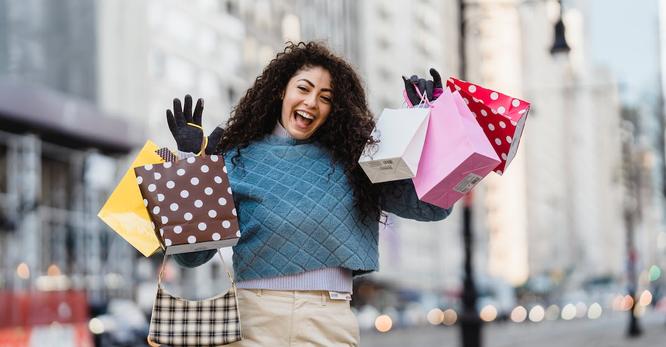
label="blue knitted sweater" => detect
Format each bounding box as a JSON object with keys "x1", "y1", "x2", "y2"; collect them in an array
[{"x1": 174, "y1": 135, "x2": 452, "y2": 281}]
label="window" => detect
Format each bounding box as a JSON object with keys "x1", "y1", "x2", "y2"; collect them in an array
[{"x1": 40, "y1": 155, "x2": 71, "y2": 209}]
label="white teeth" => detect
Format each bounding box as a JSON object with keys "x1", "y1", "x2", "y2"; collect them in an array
[{"x1": 296, "y1": 110, "x2": 314, "y2": 120}]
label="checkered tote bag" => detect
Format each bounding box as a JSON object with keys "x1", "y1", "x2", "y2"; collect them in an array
[{"x1": 147, "y1": 251, "x2": 242, "y2": 346}]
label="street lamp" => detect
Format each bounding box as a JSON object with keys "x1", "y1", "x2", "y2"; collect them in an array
[
  {"x1": 456, "y1": 0, "x2": 572, "y2": 346},
  {"x1": 550, "y1": 0, "x2": 570, "y2": 56}
]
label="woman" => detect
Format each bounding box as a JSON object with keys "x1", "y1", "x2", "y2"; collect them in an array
[{"x1": 166, "y1": 41, "x2": 450, "y2": 346}]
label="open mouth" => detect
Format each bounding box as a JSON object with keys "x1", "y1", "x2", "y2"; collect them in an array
[{"x1": 294, "y1": 110, "x2": 315, "y2": 128}]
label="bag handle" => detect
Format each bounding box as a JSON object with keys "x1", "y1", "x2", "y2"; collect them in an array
[
  {"x1": 185, "y1": 122, "x2": 209, "y2": 157},
  {"x1": 411, "y1": 83, "x2": 433, "y2": 108},
  {"x1": 157, "y1": 249, "x2": 234, "y2": 287}
]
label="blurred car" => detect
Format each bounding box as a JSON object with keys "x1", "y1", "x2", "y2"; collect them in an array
[{"x1": 90, "y1": 299, "x2": 149, "y2": 347}]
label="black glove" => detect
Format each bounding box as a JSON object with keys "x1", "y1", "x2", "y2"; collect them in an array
[
  {"x1": 402, "y1": 68, "x2": 442, "y2": 106},
  {"x1": 166, "y1": 95, "x2": 223, "y2": 155}
]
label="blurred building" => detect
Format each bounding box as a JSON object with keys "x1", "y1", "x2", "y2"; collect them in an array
[
  {"x1": 0, "y1": 0, "x2": 142, "y2": 303},
  {"x1": 462, "y1": 0, "x2": 625, "y2": 292}
]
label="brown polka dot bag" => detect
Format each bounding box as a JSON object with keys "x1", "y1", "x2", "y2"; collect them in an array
[
  {"x1": 134, "y1": 150, "x2": 240, "y2": 254},
  {"x1": 147, "y1": 250, "x2": 242, "y2": 346}
]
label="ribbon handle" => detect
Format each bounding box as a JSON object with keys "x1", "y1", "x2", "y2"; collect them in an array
[{"x1": 186, "y1": 122, "x2": 209, "y2": 157}]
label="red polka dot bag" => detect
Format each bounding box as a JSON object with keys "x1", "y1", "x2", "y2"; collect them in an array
[
  {"x1": 446, "y1": 77, "x2": 531, "y2": 175},
  {"x1": 134, "y1": 150, "x2": 240, "y2": 254}
]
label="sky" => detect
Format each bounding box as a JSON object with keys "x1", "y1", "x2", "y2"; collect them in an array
[{"x1": 583, "y1": 0, "x2": 662, "y2": 106}]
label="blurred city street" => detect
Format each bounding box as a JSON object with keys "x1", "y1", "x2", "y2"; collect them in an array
[
  {"x1": 2, "y1": 0, "x2": 666, "y2": 346},
  {"x1": 362, "y1": 312, "x2": 666, "y2": 347}
]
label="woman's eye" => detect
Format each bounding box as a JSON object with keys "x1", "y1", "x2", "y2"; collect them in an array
[
  {"x1": 297, "y1": 86, "x2": 308, "y2": 92},
  {"x1": 321, "y1": 96, "x2": 332, "y2": 103}
]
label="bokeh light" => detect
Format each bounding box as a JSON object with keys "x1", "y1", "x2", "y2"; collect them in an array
[
  {"x1": 612, "y1": 295, "x2": 624, "y2": 311},
  {"x1": 375, "y1": 314, "x2": 393, "y2": 333},
  {"x1": 545, "y1": 304, "x2": 560, "y2": 320},
  {"x1": 480, "y1": 305, "x2": 498, "y2": 322},
  {"x1": 510, "y1": 306, "x2": 527, "y2": 323},
  {"x1": 427, "y1": 308, "x2": 444, "y2": 325},
  {"x1": 16, "y1": 263, "x2": 30, "y2": 279},
  {"x1": 561, "y1": 304, "x2": 576, "y2": 320},
  {"x1": 575, "y1": 302, "x2": 588, "y2": 318},
  {"x1": 528, "y1": 305, "x2": 545, "y2": 322},
  {"x1": 621, "y1": 295, "x2": 634, "y2": 311},
  {"x1": 639, "y1": 290, "x2": 653, "y2": 307},
  {"x1": 88, "y1": 318, "x2": 105, "y2": 335},
  {"x1": 649, "y1": 265, "x2": 661, "y2": 281},
  {"x1": 587, "y1": 303, "x2": 602, "y2": 319},
  {"x1": 47, "y1": 264, "x2": 61, "y2": 276},
  {"x1": 443, "y1": 309, "x2": 458, "y2": 326}
]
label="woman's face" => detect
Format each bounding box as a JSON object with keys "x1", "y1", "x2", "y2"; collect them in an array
[{"x1": 280, "y1": 66, "x2": 333, "y2": 140}]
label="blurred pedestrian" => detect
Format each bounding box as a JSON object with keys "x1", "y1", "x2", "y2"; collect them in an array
[{"x1": 166, "y1": 41, "x2": 450, "y2": 346}]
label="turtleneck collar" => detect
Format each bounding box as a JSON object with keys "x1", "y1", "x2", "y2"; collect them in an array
[
  {"x1": 272, "y1": 120, "x2": 291, "y2": 139},
  {"x1": 266, "y1": 120, "x2": 314, "y2": 145}
]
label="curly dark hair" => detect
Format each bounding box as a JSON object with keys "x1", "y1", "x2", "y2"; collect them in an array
[{"x1": 214, "y1": 41, "x2": 383, "y2": 223}]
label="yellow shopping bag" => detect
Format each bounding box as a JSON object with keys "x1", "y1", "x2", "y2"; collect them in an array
[{"x1": 98, "y1": 140, "x2": 165, "y2": 257}]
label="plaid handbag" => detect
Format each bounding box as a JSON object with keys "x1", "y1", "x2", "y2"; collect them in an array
[{"x1": 147, "y1": 250, "x2": 242, "y2": 346}]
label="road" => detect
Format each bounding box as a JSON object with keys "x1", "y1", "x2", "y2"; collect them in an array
[{"x1": 360, "y1": 311, "x2": 666, "y2": 347}]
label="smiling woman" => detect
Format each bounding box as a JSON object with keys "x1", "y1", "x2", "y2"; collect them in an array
[
  {"x1": 280, "y1": 66, "x2": 333, "y2": 140},
  {"x1": 165, "y1": 41, "x2": 453, "y2": 346}
]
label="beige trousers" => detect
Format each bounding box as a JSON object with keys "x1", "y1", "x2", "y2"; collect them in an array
[{"x1": 227, "y1": 288, "x2": 360, "y2": 347}]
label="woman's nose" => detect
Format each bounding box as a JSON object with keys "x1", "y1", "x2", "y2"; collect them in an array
[{"x1": 303, "y1": 93, "x2": 317, "y2": 109}]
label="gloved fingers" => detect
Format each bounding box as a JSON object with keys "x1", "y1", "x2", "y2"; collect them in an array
[
  {"x1": 193, "y1": 98, "x2": 204, "y2": 126},
  {"x1": 403, "y1": 76, "x2": 419, "y2": 106},
  {"x1": 183, "y1": 94, "x2": 193, "y2": 123},
  {"x1": 166, "y1": 109, "x2": 177, "y2": 135},
  {"x1": 426, "y1": 80, "x2": 434, "y2": 101},
  {"x1": 429, "y1": 68, "x2": 442, "y2": 89},
  {"x1": 173, "y1": 98, "x2": 185, "y2": 127},
  {"x1": 205, "y1": 127, "x2": 224, "y2": 155}
]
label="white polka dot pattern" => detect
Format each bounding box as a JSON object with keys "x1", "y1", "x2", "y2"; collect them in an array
[
  {"x1": 445, "y1": 76, "x2": 531, "y2": 175},
  {"x1": 134, "y1": 153, "x2": 241, "y2": 253}
]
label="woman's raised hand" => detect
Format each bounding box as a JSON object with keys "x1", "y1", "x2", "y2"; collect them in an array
[
  {"x1": 167, "y1": 95, "x2": 205, "y2": 153},
  {"x1": 402, "y1": 68, "x2": 443, "y2": 106},
  {"x1": 166, "y1": 95, "x2": 224, "y2": 155}
]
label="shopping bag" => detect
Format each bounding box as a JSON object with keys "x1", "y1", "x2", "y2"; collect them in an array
[
  {"x1": 412, "y1": 89, "x2": 500, "y2": 208},
  {"x1": 447, "y1": 77, "x2": 530, "y2": 175},
  {"x1": 147, "y1": 250, "x2": 242, "y2": 346},
  {"x1": 359, "y1": 107, "x2": 430, "y2": 183},
  {"x1": 134, "y1": 151, "x2": 240, "y2": 255},
  {"x1": 98, "y1": 140, "x2": 165, "y2": 257}
]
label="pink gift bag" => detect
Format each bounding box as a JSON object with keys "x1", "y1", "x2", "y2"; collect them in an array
[
  {"x1": 446, "y1": 77, "x2": 530, "y2": 175},
  {"x1": 412, "y1": 89, "x2": 500, "y2": 209}
]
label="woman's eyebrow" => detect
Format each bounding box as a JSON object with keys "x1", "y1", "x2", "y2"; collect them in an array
[{"x1": 297, "y1": 78, "x2": 333, "y2": 93}]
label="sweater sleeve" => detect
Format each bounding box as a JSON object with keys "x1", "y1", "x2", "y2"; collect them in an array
[
  {"x1": 173, "y1": 249, "x2": 216, "y2": 268},
  {"x1": 378, "y1": 179, "x2": 452, "y2": 221}
]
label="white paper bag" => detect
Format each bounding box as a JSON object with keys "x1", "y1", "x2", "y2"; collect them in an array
[{"x1": 359, "y1": 107, "x2": 430, "y2": 183}]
